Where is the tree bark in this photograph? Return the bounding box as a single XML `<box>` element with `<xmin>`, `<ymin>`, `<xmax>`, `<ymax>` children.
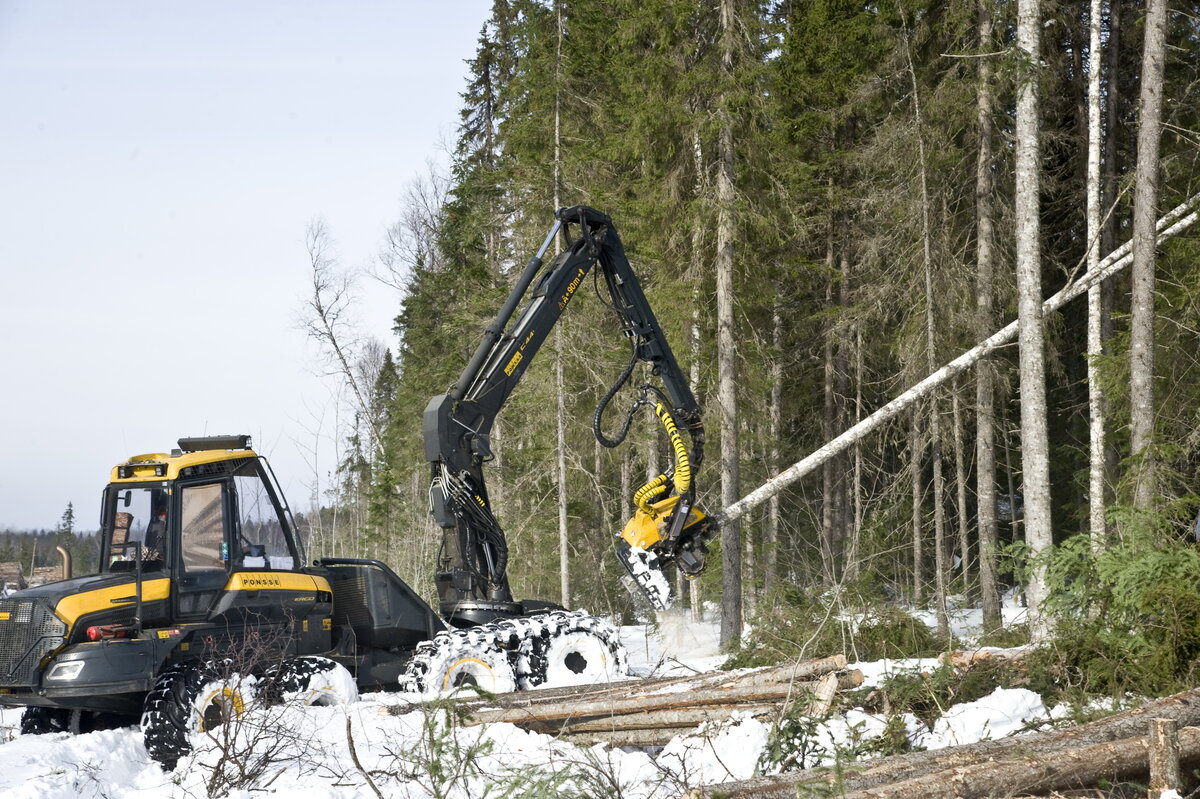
<box><xmin>1086</xmin><ymin>0</ymin><xmax>1107</xmax><ymax>550</ymax></box>
<box><xmin>765</xmin><ymin>303</ymin><xmax>782</xmax><ymax>597</ymax></box>
<box><xmin>902</xmin><ymin>18</ymin><xmax>947</xmax><ymax>635</ymax></box>
<box><xmin>953</xmin><ymin>385</ymin><xmax>971</xmax><ymax>593</ymax></box>
<box><xmin>689</xmin><ymin>125</ymin><xmax>706</xmax><ymax>618</ymax></box>
<box><xmin>716</xmin><ymin>0</ymin><xmax>741</xmax><ymax>648</ymax></box>
<box><xmin>846</xmin><ymin>327</ymin><xmax>864</xmax><ymax>582</ymax></box>
<box><xmin>829</xmin><ymin>726</ymin><xmax>1200</xmax><ymax>799</ymax></box>
<box><xmin>1149</xmin><ymin>718</ymin><xmax>1181</xmax><ymax>796</ymax></box>
<box><xmin>975</xmin><ymin>0</ymin><xmax>1001</xmax><ymax>631</ymax></box>
<box><xmin>1129</xmin><ymin>0</ymin><xmax>1168</xmax><ymax>509</ymax></box>
<box><xmin>822</xmin><ymin>222</ymin><xmax>838</xmax><ymax>587</ymax></box>
<box><xmin>553</xmin><ymin>1</ymin><xmax>569</xmax><ymax>607</ymax></box>
<box><xmin>1014</xmin><ymin>0</ymin><xmax>1053</xmax><ymax>644</ymax></box>
<box><xmin>910</xmin><ymin>408</ymin><xmax>925</xmax><ymax>603</ymax></box>
<box><xmin>710</xmin><ymin>684</ymin><xmax>1200</xmax><ymax>799</ymax></box>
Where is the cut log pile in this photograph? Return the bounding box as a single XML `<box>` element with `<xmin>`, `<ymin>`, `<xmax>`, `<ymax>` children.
<box><xmin>386</xmin><ymin>654</ymin><xmax>863</xmax><ymax>747</ymax></box>
<box><xmin>705</xmin><ymin>685</ymin><xmax>1200</xmax><ymax>799</ymax></box>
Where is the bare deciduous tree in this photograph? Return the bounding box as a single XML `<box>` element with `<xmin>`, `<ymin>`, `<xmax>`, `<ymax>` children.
<box><xmin>302</xmin><ymin>221</ymin><xmax>383</xmax><ymax>455</ymax></box>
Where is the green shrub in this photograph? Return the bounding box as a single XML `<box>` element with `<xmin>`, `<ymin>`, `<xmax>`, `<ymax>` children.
<box><xmin>725</xmin><ymin>586</ymin><xmax>940</xmax><ymax>669</ymax></box>
<box><xmin>1035</xmin><ymin>526</ymin><xmax>1200</xmax><ymax>698</ymax></box>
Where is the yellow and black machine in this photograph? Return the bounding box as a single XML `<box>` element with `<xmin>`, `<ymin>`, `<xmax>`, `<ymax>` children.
<box><xmin>0</xmin><ymin>208</ymin><xmax>711</xmax><ymax>770</ymax></box>
<box><xmin>0</xmin><ymin>435</ymin><xmax>445</xmax><ymax>767</ymax></box>
<box><xmin>423</xmin><ymin>206</ymin><xmax>712</xmax><ymax>618</ymax></box>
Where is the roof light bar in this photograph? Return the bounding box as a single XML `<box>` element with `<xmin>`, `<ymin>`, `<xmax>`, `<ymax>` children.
<box><xmin>177</xmin><ymin>435</ymin><xmax>252</xmax><ymax>453</ymax></box>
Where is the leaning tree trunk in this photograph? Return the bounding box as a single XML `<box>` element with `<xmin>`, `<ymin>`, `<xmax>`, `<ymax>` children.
<box><xmin>711</xmin><ymin>195</ymin><xmax>1200</xmax><ymax>531</ymax></box>
<box><xmin>1129</xmin><ymin>0</ymin><xmax>1167</xmax><ymax>509</ymax></box>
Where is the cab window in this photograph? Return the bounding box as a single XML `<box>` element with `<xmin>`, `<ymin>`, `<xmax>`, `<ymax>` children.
<box><xmin>105</xmin><ymin>485</ymin><xmax>169</xmax><ymax>571</ymax></box>
<box><xmin>180</xmin><ymin>483</ymin><xmax>227</xmax><ymax>572</ymax></box>
<box><xmin>233</xmin><ymin>474</ymin><xmax>294</xmax><ymax>570</ymax></box>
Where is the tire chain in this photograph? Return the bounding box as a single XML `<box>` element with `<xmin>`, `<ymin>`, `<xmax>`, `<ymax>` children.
<box><xmin>401</xmin><ymin>610</ymin><xmax>627</xmax><ymax>694</ymax></box>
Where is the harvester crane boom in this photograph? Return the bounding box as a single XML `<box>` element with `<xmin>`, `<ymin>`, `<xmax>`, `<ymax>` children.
<box><xmin>424</xmin><ymin>206</ymin><xmax>707</xmax><ymax>623</ymax></box>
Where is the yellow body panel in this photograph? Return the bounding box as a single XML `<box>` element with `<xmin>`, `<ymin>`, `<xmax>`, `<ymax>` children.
<box><xmin>109</xmin><ymin>447</ymin><xmax>262</xmax><ymax>483</ymax></box>
<box><xmin>55</xmin><ymin>578</ymin><xmax>172</xmax><ymax>628</ymax></box>
<box><xmin>620</xmin><ymin>495</ymin><xmax>707</xmax><ymax>551</ymax></box>
<box><xmin>224</xmin><ymin>572</ymin><xmax>330</xmax><ymax>594</ymax></box>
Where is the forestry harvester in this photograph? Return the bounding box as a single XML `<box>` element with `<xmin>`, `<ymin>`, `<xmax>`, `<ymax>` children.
<box><xmin>0</xmin><ymin>207</ymin><xmax>710</xmax><ymax>768</ymax></box>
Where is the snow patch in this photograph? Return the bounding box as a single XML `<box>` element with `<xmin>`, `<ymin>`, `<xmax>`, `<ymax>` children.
<box><xmin>916</xmin><ymin>687</ymin><xmax>1049</xmax><ymax>749</ymax></box>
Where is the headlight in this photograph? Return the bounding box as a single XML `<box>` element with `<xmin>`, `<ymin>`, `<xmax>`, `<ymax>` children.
<box><xmin>45</xmin><ymin>661</ymin><xmax>84</xmax><ymax>681</ymax></box>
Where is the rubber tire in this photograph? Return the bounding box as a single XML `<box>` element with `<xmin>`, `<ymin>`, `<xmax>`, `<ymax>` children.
<box><xmin>140</xmin><ymin>661</ymin><xmax>256</xmax><ymax>771</ymax></box>
<box><xmin>421</xmin><ymin>641</ymin><xmax>518</xmax><ymax>696</ymax></box>
<box><xmin>542</xmin><ymin>627</ymin><xmax>621</xmax><ymax>685</ymax></box>
<box><xmin>19</xmin><ymin>707</ymin><xmax>71</xmax><ymax>735</ymax></box>
<box><xmin>270</xmin><ymin>656</ymin><xmax>358</xmax><ymax>707</ymax></box>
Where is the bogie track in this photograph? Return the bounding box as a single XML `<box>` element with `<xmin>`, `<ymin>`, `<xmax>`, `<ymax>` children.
<box><xmin>403</xmin><ymin>610</ymin><xmax>626</xmax><ymax>695</ymax></box>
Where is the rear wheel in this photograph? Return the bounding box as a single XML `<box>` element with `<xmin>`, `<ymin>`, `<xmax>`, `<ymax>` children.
<box><xmin>140</xmin><ymin>661</ymin><xmax>257</xmax><ymax>770</ymax></box>
<box><xmin>540</xmin><ymin>613</ymin><xmax>623</xmax><ymax>686</ymax></box>
<box><xmin>417</xmin><ymin>637</ymin><xmax>518</xmax><ymax>696</ymax></box>
<box><xmin>269</xmin><ymin>656</ymin><xmax>358</xmax><ymax>706</ymax></box>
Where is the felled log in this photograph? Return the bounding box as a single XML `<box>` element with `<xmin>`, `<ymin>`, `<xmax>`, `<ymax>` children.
<box><xmin>469</xmin><ymin>672</ymin><xmax>863</xmax><ymax>730</ymax></box>
<box><xmin>939</xmin><ymin>646</ymin><xmax>1030</xmax><ymax>670</ymax></box>
<box><xmin>708</xmin><ymin>685</ymin><xmax>1200</xmax><ymax>799</ymax></box>
<box><xmin>830</xmin><ymin>724</ymin><xmax>1200</xmax><ymax>799</ymax></box>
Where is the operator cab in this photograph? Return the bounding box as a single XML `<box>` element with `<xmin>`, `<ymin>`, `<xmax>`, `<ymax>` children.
<box><xmin>101</xmin><ymin>435</ymin><xmax>303</xmax><ymax>582</ymax></box>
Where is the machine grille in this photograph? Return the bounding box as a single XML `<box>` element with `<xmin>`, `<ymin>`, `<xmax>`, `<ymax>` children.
<box><xmin>0</xmin><ymin>600</ymin><xmax>66</xmax><ymax>687</ymax></box>
<box><xmin>330</xmin><ymin>576</ymin><xmax>372</xmax><ymax>629</ymax></box>
<box><xmin>179</xmin><ymin>457</ymin><xmax>253</xmax><ymax>479</ymax></box>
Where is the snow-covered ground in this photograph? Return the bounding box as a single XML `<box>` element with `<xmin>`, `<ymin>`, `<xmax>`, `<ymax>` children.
<box><xmin>0</xmin><ymin>607</ymin><xmax>1065</xmax><ymax>798</ymax></box>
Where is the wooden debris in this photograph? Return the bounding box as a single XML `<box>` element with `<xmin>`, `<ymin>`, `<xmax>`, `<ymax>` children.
<box><xmin>708</xmin><ymin>685</ymin><xmax>1200</xmax><ymax>799</ymax></box>
<box><xmin>1148</xmin><ymin>718</ymin><xmax>1181</xmax><ymax>798</ymax></box>
<box><xmin>938</xmin><ymin>646</ymin><xmax>1030</xmax><ymax>670</ymax></box>
<box><xmin>383</xmin><ymin>654</ymin><xmax>863</xmax><ymax>747</ymax></box>
<box><xmin>804</xmin><ymin>672</ymin><xmax>840</xmax><ymax>717</ymax></box>
<box><xmin>828</xmin><ymin>724</ymin><xmax>1200</xmax><ymax>799</ymax></box>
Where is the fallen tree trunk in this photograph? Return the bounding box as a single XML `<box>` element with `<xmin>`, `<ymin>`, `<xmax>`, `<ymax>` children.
<box><xmin>832</xmin><ymin>724</ymin><xmax>1200</xmax><ymax>799</ymax></box>
<box><xmin>709</xmin><ymin>685</ymin><xmax>1200</xmax><ymax>798</ymax></box>
<box><xmin>714</xmin><ymin>192</ymin><xmax>1200</xmax><ymax>528</ymax></box>
<box><xmin>469</xmin><ymin>672</ymin><xmax>862</xmax><ymax>728</ymax></box>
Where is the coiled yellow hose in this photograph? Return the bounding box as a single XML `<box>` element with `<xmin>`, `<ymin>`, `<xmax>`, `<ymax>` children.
<box><xmin>631</xmin><ymin>403</ymin><xmax>692</xmax><ymax>517</ymax></box>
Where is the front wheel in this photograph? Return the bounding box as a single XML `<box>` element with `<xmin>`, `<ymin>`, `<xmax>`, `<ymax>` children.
<box><xmin>140</xmin><ymin>661</ymin><xmax>257</xmax><ymax>770</ymax></box>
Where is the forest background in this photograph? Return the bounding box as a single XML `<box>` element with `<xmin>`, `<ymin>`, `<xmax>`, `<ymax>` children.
<box><xmin>17</xmin><ymin>0</ymin><xmax>1200</xmax><ymax>691</ymax></box>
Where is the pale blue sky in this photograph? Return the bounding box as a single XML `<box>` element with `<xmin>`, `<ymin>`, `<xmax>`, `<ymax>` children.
<box><xmin>0</xmin><ymin>2</ymin><xmax>490</xmax><ymax>529</ymax></box>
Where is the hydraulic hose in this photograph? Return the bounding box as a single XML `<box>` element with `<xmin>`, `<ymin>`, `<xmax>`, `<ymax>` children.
<box><xmin>593</xmin><ymin>345</ymin><xmax>641</xmax><ymax>449</ymax></box>
<box><xmin>654</xmin><ymin>402</ymin><xmax>692</xmax><ymax>496</ymax></box>
<box><xmin>631</xmin><ymin>402</ymin><xmax>693</xmax><ymax>518</ymax></box>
